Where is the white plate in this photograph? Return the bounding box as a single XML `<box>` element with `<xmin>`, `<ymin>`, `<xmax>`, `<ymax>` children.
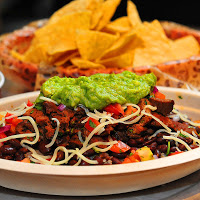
<box><xmin>0</xmin><ymin>71</ymin><xmax>5</xmax><ymax>88</ymax></box>
<box><xmin>0</xmin><ymin>87</ymin><xmax>200</xmax><ymax>196</ymax></box>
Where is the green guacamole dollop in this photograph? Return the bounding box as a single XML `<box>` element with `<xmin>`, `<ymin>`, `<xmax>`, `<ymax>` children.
<box><xmin>36</xmin><ymin>71</ymin><xmax>156</xmax><ymax>110</ymax></box>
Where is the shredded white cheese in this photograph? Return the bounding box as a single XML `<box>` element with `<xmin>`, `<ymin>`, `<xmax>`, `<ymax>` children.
<box><xmin>173</xmin><ymin>109</ymin><xmax>200</xmax><ymax>127</ymax></box>
<box><xmin>40</xmin><ymin>96</ymin><xmax>58</xmax><ymax>105</ymax></box>
<box><xmin>19</xmin><ymin>116</ymin><xmax>40</xmax><ymax>145</ymax></box>
<box><xmin>45</xmin><ymin>118</ymin><xmax>60</xmax><ymax>148</ymax></box>
<box><xmin>163</xmin><ymin>135</ymin><xmax>192</xmax><ymax>151</ymax></box>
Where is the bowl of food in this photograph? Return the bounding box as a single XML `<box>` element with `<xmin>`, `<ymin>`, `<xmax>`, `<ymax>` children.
<box><xmin>0</xmin><ymin>0</ymin><xmax>200</xmax><ymax>91</ymax></box>
<box><xmin>0</xmin><ymin>72</ymin><xmax>199</xmax><ymax>196</ymax></box>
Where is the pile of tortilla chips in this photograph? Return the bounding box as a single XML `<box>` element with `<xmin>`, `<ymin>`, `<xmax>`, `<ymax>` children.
<box><xmin>12</xmin><ymin>0</ymin><xmax>200</xmax><ymax>69</ymax></box>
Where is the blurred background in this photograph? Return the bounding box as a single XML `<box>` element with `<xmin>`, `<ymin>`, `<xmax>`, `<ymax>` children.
<box><xmin>0</xmin><ymin>0</ymin><xmax>200</xmax><ymax>34</ymax></box>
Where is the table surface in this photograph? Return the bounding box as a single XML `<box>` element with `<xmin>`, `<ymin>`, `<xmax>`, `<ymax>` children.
<box><xmin>1</xmin><ymin>79</ymin><xmax>200</xmax><ymax>200</ymax></box>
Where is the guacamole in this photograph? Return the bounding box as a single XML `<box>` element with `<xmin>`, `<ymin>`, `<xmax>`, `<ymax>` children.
<box><xmin>36</xmin><ymin>71</ymin><xmax>157</xmax><ymax>110</ymax></box>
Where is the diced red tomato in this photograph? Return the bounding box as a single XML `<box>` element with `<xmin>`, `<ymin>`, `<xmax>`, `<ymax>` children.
<box><xmin>122</xmin><ymin>150</ymin><xmax>140</xmax><ymax>164</ymax></box>
<box><xmin>110</xmin><ymin>141</ymin><xmax>130</xmax><ymax>153</ymax></box>
<box><xmin>168</xmin><ymin>151</ymin><xmax>183</xmax><ymax>156</ymax></box>
<box><xmin>194</xmin><ymin>120</ymin><xmax>200</xmax><ymax>129</ymax></box>
<box><xmin>10</xmin><ymin>124</ymin><xmax>16</xmax><ymax>133</ymax></box>
<box><xmin>12</xmin><ymin>118</ymin><xmax>23</xmax><ymax>126</ymax></box>
<box><xmin>0</xmin><ymin>132</ymin><xmax>7</xmax><ymax>147</ymax></box>
<box><xmin>5</xmin><ymin>112</ymin><xmax>14</xmax><ymax>124</ymax></box>
<box><xmin>104</xmin><ymin>103</ymin><xmax>124</xmax><ymax>116</ymax></box>
<box><xmin>20</xmin><ymin>158</ymin><xmax>30</xmax><ymax>163</ymax></box>
<box><xmin>129</xmin><ymin>150</ymin><xmax>141</xmax><ymax>162</ymax></box>
<box><xmin>7</xmin><ymin>118</ymin><xmax>23</xmax><ymax>133</ymax></box>
<box><xmin>85</xmin><ymin>117</ymin><xmax>100</xmax><ymax>132</ymax></box>
<box><xmin>124</xmin><ymin>106</ymin><xmax>137</xmax><ymax>116</ymax></box>
<box><xmin>27</xmin><ymin>99</ymin><xmax>34</xmax><ymax>107</ymax></box>
<box><xmin>122</xmin><ymin>157</ymin><xmax>132</xmax><ymax>164</ymax></box>
<box><xmin>154</xmin><ymin>91</ymin><xmax>166</xmax><ymax>99</ymax></box>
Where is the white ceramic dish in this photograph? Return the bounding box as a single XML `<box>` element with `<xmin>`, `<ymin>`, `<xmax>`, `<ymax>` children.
<box><xmin>0</xmin><ymin>71</ymin><xmax>5</xmax><ymax>88</ymax></box>
<box><xmin>0</xmin><ymin>87</ymin><xmax>200</xmax><ymax>196</ymax></box>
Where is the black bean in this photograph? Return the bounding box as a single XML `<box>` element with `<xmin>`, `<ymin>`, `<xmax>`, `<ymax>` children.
<box><xmin>68</xmin><ymin>159</ymin><xmax>77</xmax><ymax>165</ymax></box>
<box><xmin>156</xmin><ymin>132</ymin><xmax>164</xmax><ymax>138</ymax></box>
<box><xmin>80</xmin><ymin>160</ymin><xmax>90</xmax><ymax>166</ymax></box>
<box><xmin>136</xmin><ymin>137</ymin><xmax>144</xmax><ymax>144</ymax></box>
<box><xmin>110</xmin><ymin>152</ymin><xmax>127</xmax><ymax>159</ymax></box>
<box><xmin>154</xmin><ymin>149</ymin><xmax>161</xmax><ymax>158</ymax></box>
<box><xmin>2</xmin><ymin>155</ymin><xmax>13</xmax><ymax>160</ymax></box>
<box><xmin>9</xmin><ymin>139</ymin><xmax>21</xmax><ymax>149</ymax></box>
<box><xmin>186</xmin><ymin>138</ymin><xmax>193</xmax><ymax>145</ymax></box>
<box><xmin>127</xmin><ymin>139</ymin><xmax>137</xmax><ymax>147</ymax></box>
<box><xmin>56</xmin><ymin>151</ymin><xmax>65</xmax><ymax>162</ymax></box>
<box><xmin>111</xmin><ymin>157</ymin><xmax>122</xmax><ymax>164</ymax></box>
<box><xmin>190</xmin><ymin>144</ymin><xmax>199</xmax><ymax>149</ymax></box>
<box><xmin>170</xmin><ymin>146</ymin><xmax>177</xmax><ymax>152</ymax></box>
<box><xmin>178</xmin><ymin>144</ymin><xmax>186</xmax><ymax>151</ymax></box>
<box><xmin>38</xmin><ymin>141</ymin><xmax>51</xmax><ymax>155</ymax></box>
<box><xmin>93</xmin><ymin>156</ymin><xmax>104</xmax><ymax>165</ymax></box>
<box><xmin>148</xmin><ymin>142</ymin><xmax>157</xmax><ymax>152</ymax></box>
<box><xmin>170</xmin><ymin>140</ymin><xmax>175</xmax><ymax>146</ymax></box>
<box><xmin>15</xmin><ymin>152</ymin><xmax>25</xmax><ymax>161</ymax></box>
<box><xmin>146</xmin><ymin>129</ymin><xmax>154</xmax><ymax>135</ymax></box>
<box><xmin>196</xmin><ymin>127</ymin><xmax>200</xmax><ymax>134</ymax></box>
<box><xmin>178</xmin><ymin>136</ymin><xmax>187</xmax><ymax>142</ymax></box>
<box><xmin>143</xmin><ymin>137</ymin><xmax>157</xmax><ymax>146</ymax></box>
<box><xmin>156</xmin><ymin>137</ymin><xmax>167</xmax><ymax>144</ymax></box>
<box><xmin>83</xmin><ymin>149</ymin><xmax>95</xmax><ymax>157</ymax></box>
<box><xmin>1</xmin><ymin>145</ymin><xmax>16</xmax><ymax>155</ymax></box>
<box><xmin>158</xmin><ymin>144</ymin><xmax>168</xmax><ymax>153</ymax></box>
<box><xmin>143</xmin><ymin>136</ymin><xmax>149</xmax><ymax>141</ymax></box>
<box><xmin>19</xmin><ymin>147</ymin><xmax>29</xmax><ymax>154</ymax></box>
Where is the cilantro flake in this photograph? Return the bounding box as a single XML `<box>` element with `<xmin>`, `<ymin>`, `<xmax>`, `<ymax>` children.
<box><xmin>89</xmin><ymin>120</ymin><xmax>97</xmax><ymax>128</ymax></box>
<box><xmin>178</xmin><ymin>95</ymin><xmax>183</xmax><ymax>99</ymax></box>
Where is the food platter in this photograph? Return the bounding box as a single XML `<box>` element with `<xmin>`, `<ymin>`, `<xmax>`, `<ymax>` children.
<box><xmin>0</xmin><ymin>87</ymin><xmax>199</xmax><ymax>196</ymax></box>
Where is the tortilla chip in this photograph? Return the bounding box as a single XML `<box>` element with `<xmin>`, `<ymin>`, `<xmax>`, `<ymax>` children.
<box><xmin>102</xmin><ymin>16</ymin><xmax>132</xmax><ymax>34</ymax></box>
<box><xmin>54</xmin><ymin>51</ymin><xmax>79</xmax><ymax>66</ymax></box>
<box><xmin>71</xmin><ymin>57</ymin><xmax>105</xmax><ymax>68</ymax></box>
<box><xmin>172</xmin><ymin>35</ymin><xmax>200</xmax><ymax>60</ymax></box>
<box><xmin>86</xmin><ymin>0</ymin><xmax>104</xmax><ymax>30</ymax></box>
<box><xmin>22</xmin><ymin>44</ymin><xmax>49</xmax><ymax>64</ymax></box>
<box><xmin>48</xmin><ymin>0</ymin><xmax>87</xmax><ymax>25</ymax></box>
<box><xmin>133</xmin><ymin>20</ymin><xmax>175</xmax><ymax>67</ymax></box>
<box><xmin>76</xmin><ymin>29</ymin><xmax>118</xmax><ymax>61</ymax></box>
<box><xmin>99</xmin><ymin>30</ymin><xmax>136</xmax><ymax>60</ymax></box>
<box><xmin>95</xmin><ymin>0</ymin><xmax>121</xmax><ymax>30</ymax></box>
<box><xmin>127</xmin><ymin>0</ymin><xmax>142</xmax><ymax>28</ymax></box>
<box><xmin>98</xmin><ymin>53</ymin><xmax>133</xmax><ymax>68</ymax></box>
<box><xmin>22</xmin><ymin>11</ymin><xmax>91</xmax><ymax>64</ymax></box>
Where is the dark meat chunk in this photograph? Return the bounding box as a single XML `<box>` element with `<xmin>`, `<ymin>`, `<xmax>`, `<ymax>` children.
<box><xmin>149</xmin><ymin>97</ymin><xmax>174</xmax><ymax>116</ymax></box>
<box><xmin>151</xmin><ymin>113</ymin><xmax>197</xmax><ymax>134</ymax></box>
<box><xmin>138</xmin><ymin>98</ymin><xmax>152</xmax><ymax>126</ymax></box>
<box><xmin>89</xmin><ymin>136</ymin><xmax>107</xmax><ymax>148</ymax></box>
<box><xmin>43</xmin><ymin>101</ymin><xmax>75</xmax><ymax>135</ymax></box>
<box><xmin>112</xmin><ymin>131</ymin><xmax>129</xmax><ymax>143</ymax></box>
<box><xmin>24</xmin><ymin>107</ymin><xmax>55</xmax><ymax>139</ymax></box>
<box><xmin>43</xmin><ymin>101</ymin><xmax>59</xmax><ymax>114</ymax></box>
<box><xmin>102</xmin><ymin>124</ymin><xmax>114</xmax><ymax>136</ymax></box>
<box><xmin>127</xmin><ymin>124</ymin><xmax>147</xmax><ymax>138</ymax></box>
<box><xmin>150</xmin><ymin>113</ymin><xmax>173</xmax><ymax>127</ymax></box>
<box><xmin>68</xmin><ymin>135</ymin><xmax>83</xmax><ymax>149</ymax></box>
<box><xmin>15</xmin><ymin>120</ymin><xmax>35</xmax><ymax>134</ymax></box>
<box><xmin>172</xmin><ymin>121</ymin><xmax>197</xmax><ymax>134</ymax></box>
<box><xmin>56</xmin><ymin>135</ymin><xmax>70</xmax><ymax>147</ymax></box>
<box><xmin>93</xmin><ymin>153</ymin><xmax>112</xmax><ymax>165</ymax></box>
